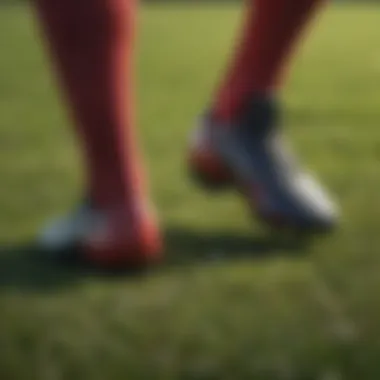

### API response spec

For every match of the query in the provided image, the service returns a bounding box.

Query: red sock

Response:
[34,0,146,211]
[213,0,326,123]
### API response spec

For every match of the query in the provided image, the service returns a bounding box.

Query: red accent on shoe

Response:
[83,208,162,268]
[189,145,232,187]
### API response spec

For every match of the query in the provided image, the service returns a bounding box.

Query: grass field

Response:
[1,3,380,379]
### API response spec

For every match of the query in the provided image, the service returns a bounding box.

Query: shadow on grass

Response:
[0,225,314,293]
[0,243,97,292]
[165,225,312,266]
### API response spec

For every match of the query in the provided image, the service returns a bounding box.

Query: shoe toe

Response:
[258,173,339,233]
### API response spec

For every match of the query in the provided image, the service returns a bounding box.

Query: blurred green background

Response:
[1,2,380,379]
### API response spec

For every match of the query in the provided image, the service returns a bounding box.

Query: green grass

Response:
[1,3,380,379]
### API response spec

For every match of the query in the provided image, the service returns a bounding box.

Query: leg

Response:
[34,0,162,267]
[190,0,338,232]
[213,0,326,122]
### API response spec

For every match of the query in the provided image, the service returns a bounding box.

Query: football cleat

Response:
[189,98,339,232]
[39,201,162,268]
